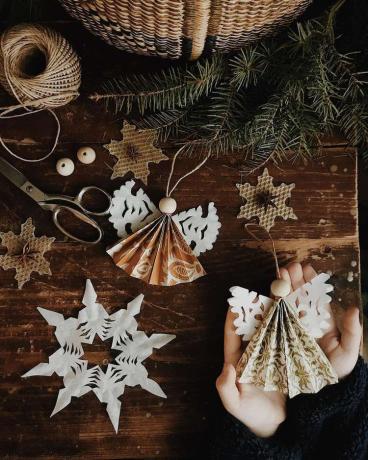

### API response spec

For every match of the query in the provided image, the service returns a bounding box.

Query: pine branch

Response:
[338,102,368,147]
[229,44,271,90]
[129,108,191,141]
[89,55,224,115]
[91,0,368,166]
[307,45,340,124]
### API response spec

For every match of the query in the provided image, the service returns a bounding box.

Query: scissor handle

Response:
[52,205,103,245]
[75,186,112,216]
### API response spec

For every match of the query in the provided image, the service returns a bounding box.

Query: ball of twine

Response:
[0,23,81,108]
[0,23,81,162]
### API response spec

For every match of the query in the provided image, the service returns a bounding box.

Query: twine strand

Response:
[0,24,81,162]
[244,223,280,279]
[166,145,211,197]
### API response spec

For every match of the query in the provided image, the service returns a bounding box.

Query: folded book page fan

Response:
[228,227,338,398]
[23,279,175,432]
[107,147,221,286]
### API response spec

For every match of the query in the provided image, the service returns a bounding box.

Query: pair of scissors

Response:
[0,157,111,245]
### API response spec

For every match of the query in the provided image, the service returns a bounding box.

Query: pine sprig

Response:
[90,54,224,115]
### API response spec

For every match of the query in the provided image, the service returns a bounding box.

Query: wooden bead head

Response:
[159,197,177,215]
[270,279,291,298]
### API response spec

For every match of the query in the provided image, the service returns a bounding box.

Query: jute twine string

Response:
[244,223,281,279]
[166,145,211,197]
[0,24,81,162]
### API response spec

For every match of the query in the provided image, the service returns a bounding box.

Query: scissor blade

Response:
[0,157,28,188]
[0,157,47,203]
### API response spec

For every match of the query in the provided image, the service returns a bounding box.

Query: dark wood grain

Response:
[0,2,362,459]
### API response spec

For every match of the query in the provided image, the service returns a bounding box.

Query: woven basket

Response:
[59,0,312,60]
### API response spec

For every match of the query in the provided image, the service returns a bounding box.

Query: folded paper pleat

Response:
[236,298,338,398]
[107,214,206,286]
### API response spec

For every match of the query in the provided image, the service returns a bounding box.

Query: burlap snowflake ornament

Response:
[0,218,55,289]
[104,122,169,184]
[237,169,297,231]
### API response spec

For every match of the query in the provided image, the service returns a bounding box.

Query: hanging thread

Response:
[244,223,281,280]
[166,145,211,197]
[0,24,81,162]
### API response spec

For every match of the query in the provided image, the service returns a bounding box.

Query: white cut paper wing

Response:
[109,181,221,255]
[22,279,176,433]
[109,180,160,238]
[172,202,221,256]
[287,273,333,338]
[230,272,333,341]
[228,287,274,341]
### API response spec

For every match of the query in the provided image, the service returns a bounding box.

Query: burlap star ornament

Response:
[104,122,169,184]
[237,168,297,231]
[0,218,55,289]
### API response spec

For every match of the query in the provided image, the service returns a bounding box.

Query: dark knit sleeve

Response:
[287,357,368,460]
[210,404,301,460]
[211,358,368,460]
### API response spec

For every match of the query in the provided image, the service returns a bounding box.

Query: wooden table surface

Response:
[0,2,362,459]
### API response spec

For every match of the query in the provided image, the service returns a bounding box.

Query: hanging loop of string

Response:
[0,24,81,162]
[166,145,211,197]
[244,223,280,280]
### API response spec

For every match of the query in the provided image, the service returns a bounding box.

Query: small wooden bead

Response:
[56,158,74,176]
[159,197,177,215]
[270,279,291,298]
[77,146,96,164]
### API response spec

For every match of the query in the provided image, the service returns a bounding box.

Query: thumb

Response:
[216,363,239,411]
[340,307,362,354]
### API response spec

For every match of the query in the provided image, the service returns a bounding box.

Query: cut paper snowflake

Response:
[22,280,175,432]
[0,218,55,289]
[109,180,221,257]
[104,122,169,184]
[237,168,297,231]
[228,272,333,341]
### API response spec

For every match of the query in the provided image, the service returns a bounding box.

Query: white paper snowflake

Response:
[109,180,221,256]
[228,273,333,340]
[22,280,175,432]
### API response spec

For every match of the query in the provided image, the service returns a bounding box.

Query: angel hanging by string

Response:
[107,147,221,286]
[228,225,338,398]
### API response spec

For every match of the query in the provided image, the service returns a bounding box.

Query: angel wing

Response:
[109,180,160,238]
[287,272,333,338]
[109,181,221,255]
[228,287,274,341]
[229,272,333,342]
[172,202,221,256]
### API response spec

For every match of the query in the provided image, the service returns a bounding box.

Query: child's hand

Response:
[279,263,362,380]
[216,262,362,438]
[216,305,286,438]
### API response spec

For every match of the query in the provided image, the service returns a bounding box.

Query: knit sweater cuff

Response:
[211,412,286,459]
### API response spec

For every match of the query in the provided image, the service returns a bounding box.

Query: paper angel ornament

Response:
[23,279,175,432]
[228,273,338,397]
[107,180,221,286]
